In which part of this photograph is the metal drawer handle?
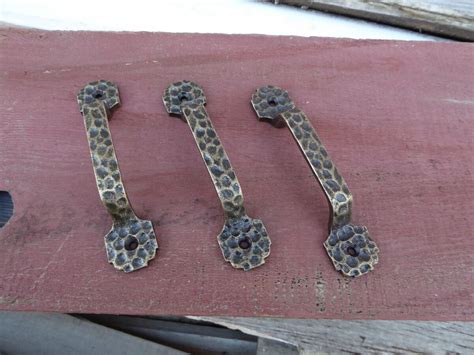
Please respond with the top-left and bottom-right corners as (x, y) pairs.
(163, 81), (271, 271)
(251, 86), (379, 277)
(77, 80), (158, 272)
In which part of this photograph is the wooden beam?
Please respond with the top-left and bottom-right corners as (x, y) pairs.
(193, 317), (474, 353)
(276, 0), (474, 40)
(0, 29), (473, 319)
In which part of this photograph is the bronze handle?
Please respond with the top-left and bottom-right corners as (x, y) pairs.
(77, 80), (158, 272)
(251, 85), (379, 277)
(163, 81), (271, 271)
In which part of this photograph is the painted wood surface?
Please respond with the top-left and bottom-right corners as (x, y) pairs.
(277, 0), (474, 40)
(0, 29), (473, 319)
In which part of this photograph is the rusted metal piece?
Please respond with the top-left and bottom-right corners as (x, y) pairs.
(163, 80), (271, 271)
(251, 85), (379, 277)
(77, 80), (158, 272)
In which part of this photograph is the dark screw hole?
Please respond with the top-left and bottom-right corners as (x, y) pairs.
(238, 237), (252, 250)
(124, 236), (139, 251)
(347, 246), (358, 257)
(0, 191), (14, 228)
(94, 92), (103, 99)
(268, 98), (277, 106)
(179, 92), (190, 102)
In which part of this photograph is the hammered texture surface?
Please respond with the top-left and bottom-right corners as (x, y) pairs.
(324, 224), (379, 277)
(251, 86), (352, 227)
(77, 80), (158, 272)
(163, 80), (271, 270)
(252, 85), (379, 277)
(218, 216), (271, 271)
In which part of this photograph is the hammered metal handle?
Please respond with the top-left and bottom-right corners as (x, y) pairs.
(251, 85), (379, 277)
(77, 80), (158, 272)
(163, 80), (271, 271)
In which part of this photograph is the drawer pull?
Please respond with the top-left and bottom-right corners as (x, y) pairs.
(163, 81), (271, 271)
(251, 85), (379, 277)
(77, 80), (158, 272)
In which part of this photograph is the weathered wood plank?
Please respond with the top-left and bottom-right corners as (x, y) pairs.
(0, 312), (185, 354)
(0, 29), (473, 319)
(276, 0), (474, 40)
(194, 317), (474, 354)
(257, 337), (299, 354)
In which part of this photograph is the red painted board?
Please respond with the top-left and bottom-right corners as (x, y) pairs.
(0, 29), (473, 320)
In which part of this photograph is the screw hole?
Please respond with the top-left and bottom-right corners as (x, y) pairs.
(179, 92), (190, 102)
(238, 237), (252, 250)
(0, 191), (14, 228)
(124, 236), (139, 251)
(94, 92), (103, 99)
(268, 98), (277, 106)
(347, 246), (358, 257)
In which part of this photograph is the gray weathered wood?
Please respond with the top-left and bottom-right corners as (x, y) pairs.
(275, 0), (474, 40)
(192, 317), (474, 354)
(257, 338), (299, 354)
(0, 312), (185, 355)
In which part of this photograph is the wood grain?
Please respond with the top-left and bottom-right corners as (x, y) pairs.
(0, 29), (473, 319)
(277, 0), (474, 41)
(195, 317), (474, 354)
